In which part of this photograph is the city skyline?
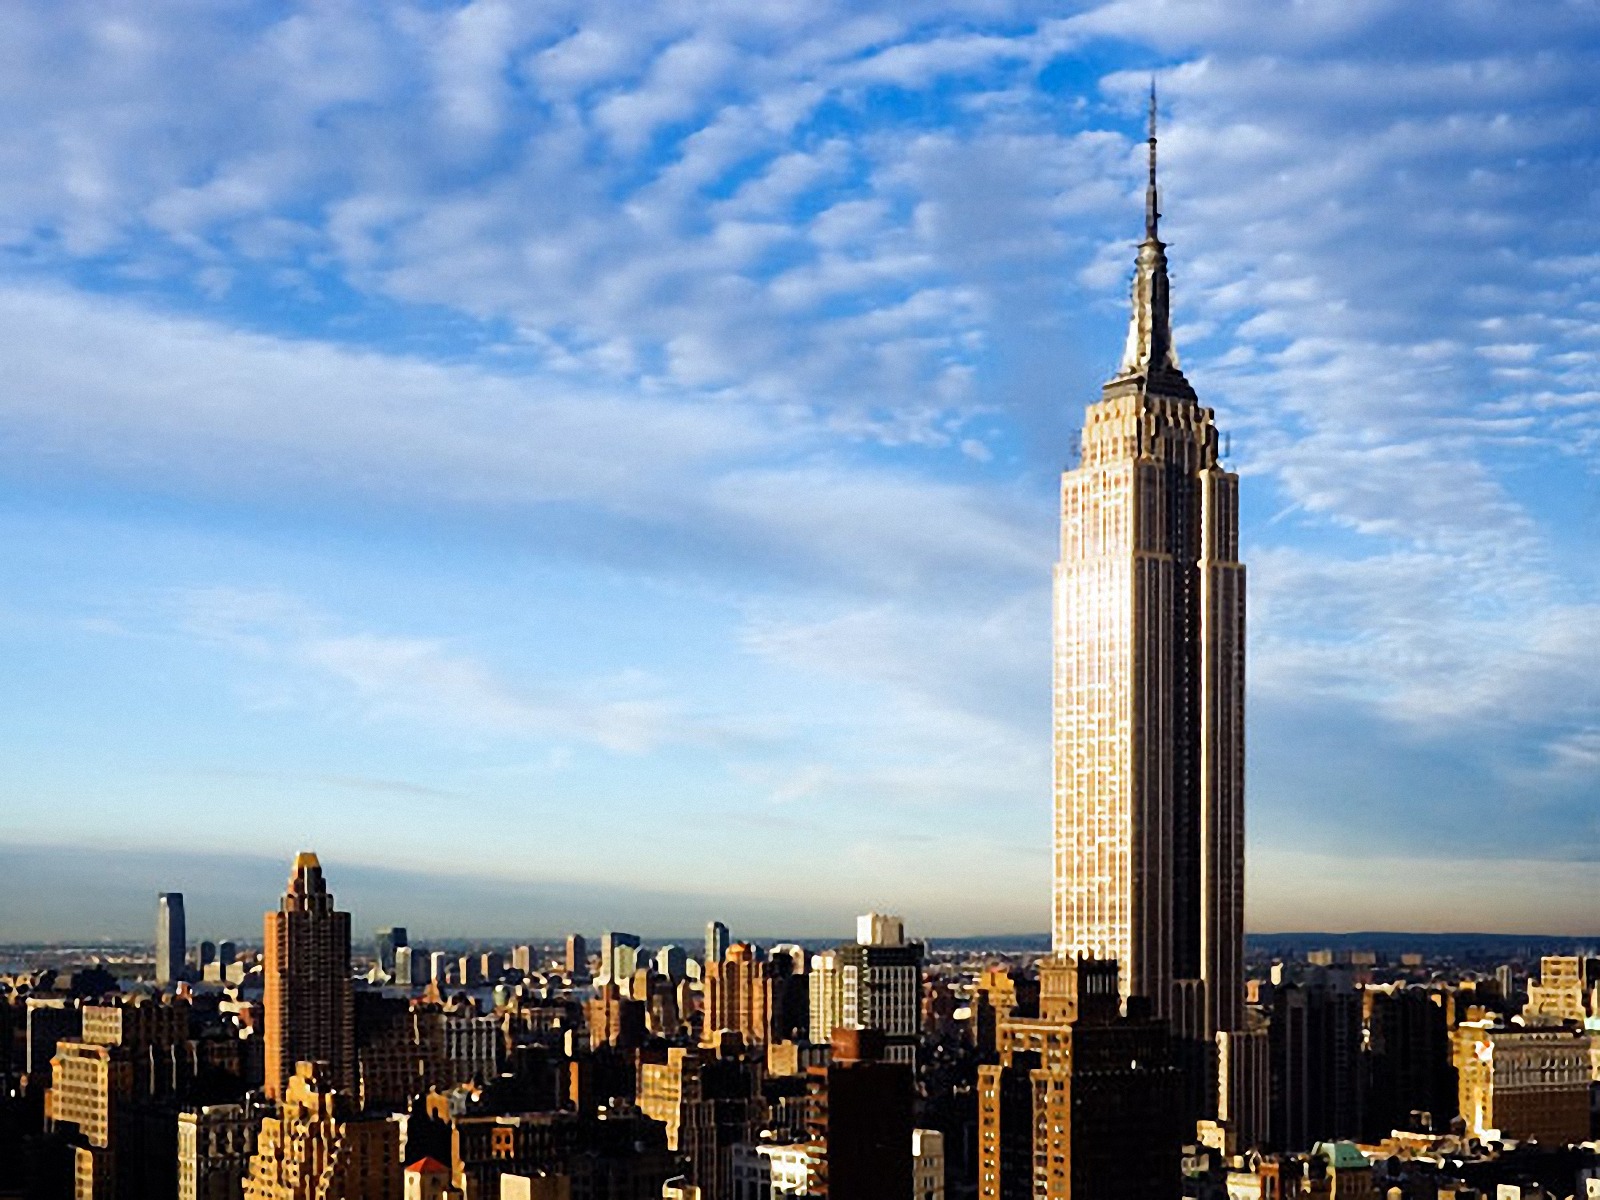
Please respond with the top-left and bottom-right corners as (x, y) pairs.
(2, 2), (1598, 939)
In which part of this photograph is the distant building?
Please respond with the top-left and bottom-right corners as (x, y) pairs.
(565, 934), (587, 981)
(1524, 957), (1587, 1025)
(656, 945), (688, 982)
(1454, 1020), (1591, 1145)
(430, 950), (450, 986)
(839, 917), (922, 1066)
(704, 944), (773, 1048)
(262, 851), (356, 1100)
(199, 941), (217, 972)
(242, 1060), (400, 1200)
(598, 932), (640, 987)
(976, 957), (1182, 1200)
(376, 927), (408, 976)
(394, 946), (418, 987)
(157, 892), (187, 987)
(705, 923), (730, 976)
(512, 945), (535, 975)
(809, 951), (842, 1044)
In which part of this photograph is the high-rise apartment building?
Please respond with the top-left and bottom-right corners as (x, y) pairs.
(262, 851), (355, 1100)
(976, 958), (1181, 1200)
(1268, 966), (1363, 1150)
(1051, 92), (1245, 1101)
(656, 945), (688, 982)
(637, 1045), (761, 1200)
(157, 893), (187, 987)
(1364, 986), (1457, 1139)
(242, 1060), (400, 1200)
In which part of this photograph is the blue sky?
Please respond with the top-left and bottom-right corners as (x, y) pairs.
(1, 0), (1598, 942)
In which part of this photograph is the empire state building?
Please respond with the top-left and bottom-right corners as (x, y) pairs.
(1052, 97), (1245, 1057)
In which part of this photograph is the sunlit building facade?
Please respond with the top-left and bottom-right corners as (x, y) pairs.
(1051, 97), (1245, 1066)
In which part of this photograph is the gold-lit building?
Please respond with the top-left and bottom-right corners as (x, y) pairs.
(262, 852), (356, 1100)
(1453, 1020), (1591, 1146)
(976, 958), (1180, 1200)
(702, 944), (772, 1049)
(242, 1060), (400, 1200)
(1051, 94), (1245, 1064)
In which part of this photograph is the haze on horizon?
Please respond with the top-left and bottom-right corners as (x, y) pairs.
(1, 0), (1597, 943)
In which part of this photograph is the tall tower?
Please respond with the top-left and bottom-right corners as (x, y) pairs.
(156, 892), (186, 987)
(1052, 90), (1245, 1054)
(262, 851), (355, 1100)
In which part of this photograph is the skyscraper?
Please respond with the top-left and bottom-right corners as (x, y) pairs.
(705, 921), (730, 973)
(262, 851), (355, 1100)
(1052, 92), (1245, 1066)
(156, 892), (186, 987)
(375, 926), (407, 976)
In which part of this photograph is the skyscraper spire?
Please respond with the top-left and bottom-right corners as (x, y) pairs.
(1119, 80), (1180, 379)
(1145, 79), (1159, 241)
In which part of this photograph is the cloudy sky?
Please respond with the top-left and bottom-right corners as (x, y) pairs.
(1, 0), (1597, 944)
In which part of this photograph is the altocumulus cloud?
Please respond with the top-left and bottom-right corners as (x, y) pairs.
(0, 0), (1596, 936)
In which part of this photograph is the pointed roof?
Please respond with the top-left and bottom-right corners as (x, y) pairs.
(406, 1156), (450, 1175)
(1115, 81), (1183, 385)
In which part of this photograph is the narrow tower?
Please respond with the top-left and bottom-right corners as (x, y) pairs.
(155, 891), (186, 987)
(1051, 89), (1246, 1066)
(262, 851), (355, 1099)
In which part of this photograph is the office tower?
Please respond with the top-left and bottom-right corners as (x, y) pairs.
(512, 944), (534, 975)
(586, 982), (647, 1049)
(703, 943), (774, 1048)
(656, 944), (688, 981)
(637, 1045), (761, 1200)
(157, 892), (187, 986)
(1524, 956), (1587, 1024)
(912, 1128), (945, 1200)
(809, 951), (842, 1043)
(839, 916), (923, 1066)
(178, 1102), (267, 1200)
(705, 922), (730, 975)
(731, 1142), (819, 1198)
(375, 927), (407, 976)
(478, 951), (503, 982)
(598, 931), (640, 986)
(1051, 93), (1245, 1079)
(199, 941), (217, 972)
(392, 946), (416, 988)
(261, 851), (355, 1100)
(217, 940), (237, 971)
(565, 933), (588, 980)
(1268, 966), (1363, 1150)
(806, 1027), (914, 1200)
(767, 945), (809, 1043)
(1364, 986), (1457, 1139)
(241, 1061), (400, 1200)
(976, 958), (1181, 1200)
(430, 950), (450, 985)
(457, 955), (482, 987)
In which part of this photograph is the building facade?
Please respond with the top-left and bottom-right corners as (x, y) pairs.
(157, 893), (187, 987)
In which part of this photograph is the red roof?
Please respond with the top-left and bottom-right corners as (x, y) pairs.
(405, 1157), (449, 1174)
